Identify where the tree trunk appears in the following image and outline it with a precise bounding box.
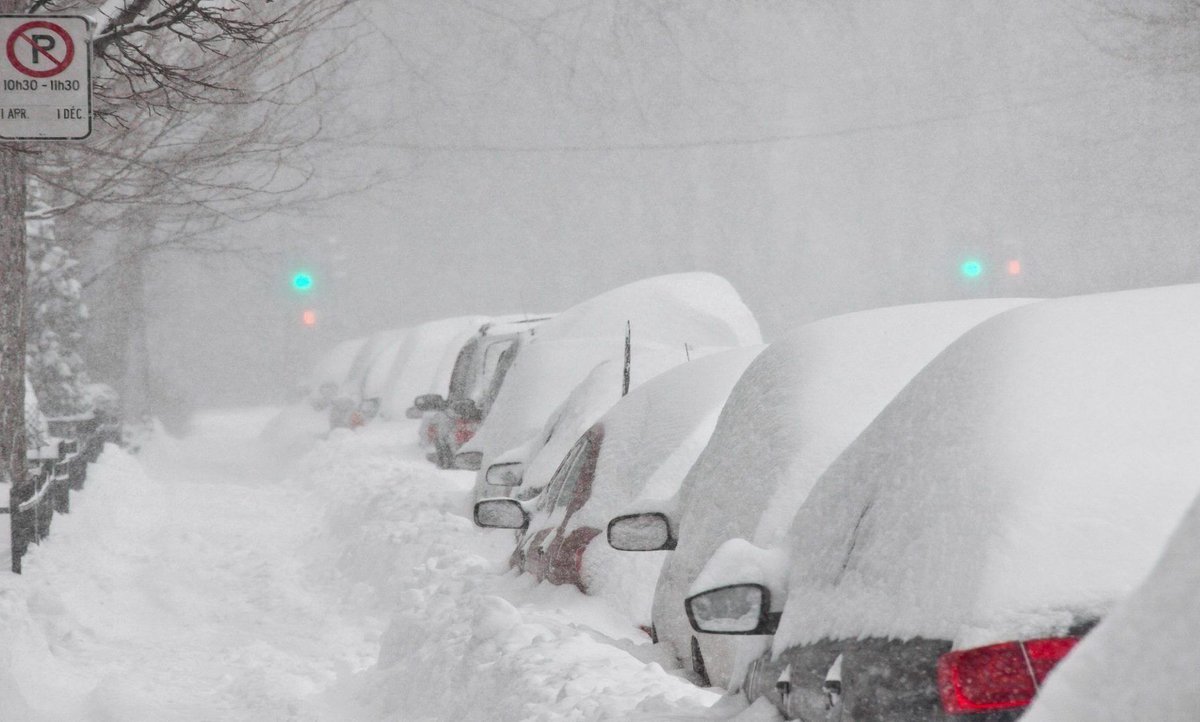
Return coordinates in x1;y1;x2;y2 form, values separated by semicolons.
1;143;28;573
1;0;28;572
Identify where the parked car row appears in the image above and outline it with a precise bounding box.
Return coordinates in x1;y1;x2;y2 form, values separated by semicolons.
467;281;1200;720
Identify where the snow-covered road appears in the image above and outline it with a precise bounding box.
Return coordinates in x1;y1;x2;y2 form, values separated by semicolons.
0;409;735;721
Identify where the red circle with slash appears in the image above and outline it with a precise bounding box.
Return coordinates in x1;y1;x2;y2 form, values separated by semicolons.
6;21;75;78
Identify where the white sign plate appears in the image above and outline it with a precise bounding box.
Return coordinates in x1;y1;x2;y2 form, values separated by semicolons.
0;15;91;140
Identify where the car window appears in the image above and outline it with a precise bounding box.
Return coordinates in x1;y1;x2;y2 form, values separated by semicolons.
447;339;480;400
538;436;588;512
553;434;597;510
481;339;515;383
480;341;519;412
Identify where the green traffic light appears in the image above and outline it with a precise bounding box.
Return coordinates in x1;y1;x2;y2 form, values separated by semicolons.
292;272;313;291
960;260;983;278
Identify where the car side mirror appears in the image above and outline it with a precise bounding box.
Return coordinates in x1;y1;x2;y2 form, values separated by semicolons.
685;583;780;635
414;394;447;412
359;397;381;419
449;398;482;421
486;461;524;486
455;451;483;470
405;406;424;419
607;512;676;551
473;498;529;530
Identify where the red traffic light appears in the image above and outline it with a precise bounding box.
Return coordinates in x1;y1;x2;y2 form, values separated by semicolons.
301;309;317;327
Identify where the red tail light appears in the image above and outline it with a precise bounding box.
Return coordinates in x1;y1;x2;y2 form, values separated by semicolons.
938;637;1079;714
454;418;476;445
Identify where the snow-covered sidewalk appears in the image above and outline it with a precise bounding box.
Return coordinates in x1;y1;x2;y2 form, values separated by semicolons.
0;409;727;721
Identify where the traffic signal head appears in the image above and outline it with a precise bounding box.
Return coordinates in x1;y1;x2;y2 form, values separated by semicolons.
291;272;314;292
960;259;984;279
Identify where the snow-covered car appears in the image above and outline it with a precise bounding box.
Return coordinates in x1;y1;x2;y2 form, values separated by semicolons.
329;328;407;429
373;315;489;421
300;335;368;411
413;315;552;468
684;284;1200;720
477;339;731;503
473;347;763;625
462;272;762;500
608;298;1034;689
1021;490;1200;722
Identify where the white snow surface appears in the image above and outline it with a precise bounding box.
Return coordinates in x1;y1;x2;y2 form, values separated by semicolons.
650;297;1033;688
531;272;761;349
773;284;1200;652
0;408;727;721
1022;491;1200;722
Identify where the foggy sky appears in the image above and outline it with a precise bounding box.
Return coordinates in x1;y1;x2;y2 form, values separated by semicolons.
132;0;1200;408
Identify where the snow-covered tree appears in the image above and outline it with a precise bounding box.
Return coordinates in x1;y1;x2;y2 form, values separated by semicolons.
25;184;90;417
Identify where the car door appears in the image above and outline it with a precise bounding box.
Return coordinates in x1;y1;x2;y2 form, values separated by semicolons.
540;425;605;590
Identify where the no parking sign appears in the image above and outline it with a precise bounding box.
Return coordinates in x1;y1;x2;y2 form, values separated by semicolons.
0;15;91;140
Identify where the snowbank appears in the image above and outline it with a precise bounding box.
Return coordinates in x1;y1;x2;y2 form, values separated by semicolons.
0;409;729;722
297;420;725;721
0;444;169;719
774;284;1200;651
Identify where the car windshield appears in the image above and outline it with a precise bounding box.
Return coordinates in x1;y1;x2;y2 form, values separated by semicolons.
538;435;589;512
479;339;518;411
447;339;480;401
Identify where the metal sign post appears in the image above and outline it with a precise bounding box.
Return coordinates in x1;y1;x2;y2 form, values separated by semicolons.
0;15;91;141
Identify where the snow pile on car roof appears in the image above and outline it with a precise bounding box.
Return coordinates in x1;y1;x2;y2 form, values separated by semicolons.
516;345;746;498
774;284;1200;651
298;422;722;720
464;273;762;487
1022;491;1200;722
533;271;761;348
584;347;766;529
650;297;1033;682
464;338;685;474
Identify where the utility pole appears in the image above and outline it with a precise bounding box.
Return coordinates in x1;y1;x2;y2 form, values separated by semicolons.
1;0;30;574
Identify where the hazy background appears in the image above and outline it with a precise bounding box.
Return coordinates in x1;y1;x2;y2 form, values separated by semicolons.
84;0;1200;415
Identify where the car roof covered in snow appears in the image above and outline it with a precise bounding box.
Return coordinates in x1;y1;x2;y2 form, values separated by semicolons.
463;273;763;485
529;272;761;348
556;345;765;531
649;296;1035;686
773;283;1200;652
466;338;698;489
